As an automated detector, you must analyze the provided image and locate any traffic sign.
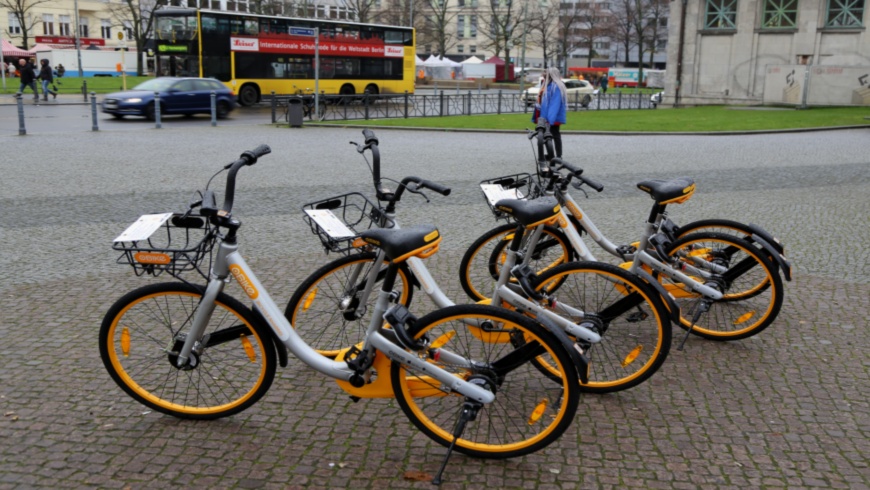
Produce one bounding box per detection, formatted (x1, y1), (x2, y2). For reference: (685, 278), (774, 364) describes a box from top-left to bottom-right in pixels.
(290, 27), (315, 36)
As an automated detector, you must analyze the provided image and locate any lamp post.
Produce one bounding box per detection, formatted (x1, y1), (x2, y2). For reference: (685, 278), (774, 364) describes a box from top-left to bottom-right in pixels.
(74, 0), (84, 77)
(1, 28), (7, 90)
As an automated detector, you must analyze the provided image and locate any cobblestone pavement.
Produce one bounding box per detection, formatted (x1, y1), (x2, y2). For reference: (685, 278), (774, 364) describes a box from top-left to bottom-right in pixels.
(1, 126), (868, 489)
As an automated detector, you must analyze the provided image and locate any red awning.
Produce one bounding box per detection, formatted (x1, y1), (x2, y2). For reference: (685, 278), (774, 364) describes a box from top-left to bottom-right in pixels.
(2, 38), (33, 57)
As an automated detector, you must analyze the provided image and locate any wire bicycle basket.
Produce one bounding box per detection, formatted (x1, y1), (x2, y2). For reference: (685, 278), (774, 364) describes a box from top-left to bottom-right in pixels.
(113, 213), (216, 279)
(479, 173), (543, 221)
(303, 192), (386, 255)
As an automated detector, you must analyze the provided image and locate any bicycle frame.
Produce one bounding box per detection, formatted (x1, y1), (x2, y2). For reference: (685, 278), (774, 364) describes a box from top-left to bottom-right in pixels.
(176, 237), (497, 404)
(531, 188), (724, 301)
(346, 209), (602, 344)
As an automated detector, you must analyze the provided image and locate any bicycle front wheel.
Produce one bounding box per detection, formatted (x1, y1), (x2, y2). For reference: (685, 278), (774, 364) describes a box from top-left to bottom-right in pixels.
(99, 282), (277, 420)
(663, 231), (783, 340)
(391, 304), (580, 459)
(534, 262), (671, 394)
(285, 252), (413, 359)
(459, 223), (571, 302)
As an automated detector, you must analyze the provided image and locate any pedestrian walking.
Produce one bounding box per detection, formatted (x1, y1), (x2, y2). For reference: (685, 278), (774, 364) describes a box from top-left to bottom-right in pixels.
(533, 67), (568, 160)
(16, 59), (40, 100)
(7, 61), (16, 78)
(38, 59), (58, 100)
(56, 64), (65, 78)
(599, 75), (608, 94)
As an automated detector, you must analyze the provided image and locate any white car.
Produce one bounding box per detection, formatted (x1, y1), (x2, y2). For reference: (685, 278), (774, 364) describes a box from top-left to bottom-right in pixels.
(521, 79), (596, 108)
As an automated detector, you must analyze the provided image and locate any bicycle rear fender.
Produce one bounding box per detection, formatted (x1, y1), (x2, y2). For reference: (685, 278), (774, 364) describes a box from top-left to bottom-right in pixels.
(750, 234), (792, 282)
(747, 223), (785, 255)
(534, 314), (590, 384)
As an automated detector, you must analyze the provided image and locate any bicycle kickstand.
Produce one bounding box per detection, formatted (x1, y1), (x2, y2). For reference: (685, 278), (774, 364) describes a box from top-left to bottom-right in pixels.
(431, 401), (481, 485)
(677, 299), (712, 351)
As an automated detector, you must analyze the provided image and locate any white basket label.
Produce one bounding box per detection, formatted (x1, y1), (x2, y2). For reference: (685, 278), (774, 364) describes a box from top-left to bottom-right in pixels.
(480, 184), (526, 207)
(305, 209), (356, 238)
(114, 213), (173, 242)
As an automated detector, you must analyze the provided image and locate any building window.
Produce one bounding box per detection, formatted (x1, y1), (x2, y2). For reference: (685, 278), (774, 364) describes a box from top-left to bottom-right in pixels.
(457, 15), (465, 38)
(101, 19), (111, 39)
(470, 45), (477, 53)
(124, 21), (134, 40)
(43, 14), (54, 35)
(58, 15), (71, 36)
(458, 44), (465, 53)
(8, 14), (22, 35)
(762, 0), (798, 28)
(470, 15), (478, 36)
(704, 0), (737, 29)
(79, 18), (89, 38)
(826, 0), (865, 27)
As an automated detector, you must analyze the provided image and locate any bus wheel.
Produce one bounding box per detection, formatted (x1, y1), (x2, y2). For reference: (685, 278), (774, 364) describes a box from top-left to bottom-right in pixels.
(238, 84), (259, 106)
(338, 84), (355, 105)
(364, 84), (379, 96)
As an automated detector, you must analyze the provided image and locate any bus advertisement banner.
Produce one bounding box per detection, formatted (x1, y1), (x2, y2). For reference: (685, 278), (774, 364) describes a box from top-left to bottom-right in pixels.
(230, 36), (404, 58)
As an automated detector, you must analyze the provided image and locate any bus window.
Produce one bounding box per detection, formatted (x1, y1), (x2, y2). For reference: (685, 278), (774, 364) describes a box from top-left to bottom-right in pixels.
(155, 14), (198, 41)
(244, 19), (258, 35)
(384, 30), (406, 45)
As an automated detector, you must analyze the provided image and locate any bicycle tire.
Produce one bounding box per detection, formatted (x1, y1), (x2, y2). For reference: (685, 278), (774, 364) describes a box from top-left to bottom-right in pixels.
(663, 231), (783, 341)
(284, 252), (413, 359)
(99, 282), (277, 420)
(391, 304), (580, 459)
(533, 261), (672, 393)
(459, 223), (571, 302)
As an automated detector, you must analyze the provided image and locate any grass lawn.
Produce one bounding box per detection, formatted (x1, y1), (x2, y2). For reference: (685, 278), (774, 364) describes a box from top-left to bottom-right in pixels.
(1, 76), (152, 95)
(319, 106), (870, 132)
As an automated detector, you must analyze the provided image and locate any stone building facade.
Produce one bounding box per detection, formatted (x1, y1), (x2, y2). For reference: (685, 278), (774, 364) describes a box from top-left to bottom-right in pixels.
(664, 0), (870, 106)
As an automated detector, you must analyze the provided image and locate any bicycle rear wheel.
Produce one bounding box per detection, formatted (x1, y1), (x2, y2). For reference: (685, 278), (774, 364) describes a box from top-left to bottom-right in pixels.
(391, 304), (580, 459)
(285, 252), (413, 359)
(99, 282), (276, 419)
(459, 223), (571, 302)
(534, 262), (671, 394)
(663, 231), (783, 340)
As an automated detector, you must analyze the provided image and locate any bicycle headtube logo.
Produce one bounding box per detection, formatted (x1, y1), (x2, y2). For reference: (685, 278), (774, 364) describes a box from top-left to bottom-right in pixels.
(134, 252), (171, 265)
(230, 265), (259, 299)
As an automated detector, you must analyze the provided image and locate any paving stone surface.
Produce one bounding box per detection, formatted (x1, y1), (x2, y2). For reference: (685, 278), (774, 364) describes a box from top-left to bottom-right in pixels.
(1, 126), (868, 489)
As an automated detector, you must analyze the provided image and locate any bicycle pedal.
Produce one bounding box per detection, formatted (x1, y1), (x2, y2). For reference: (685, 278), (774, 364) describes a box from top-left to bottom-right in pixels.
(616, 244), (637, 256)
(383, 305), (424, 351)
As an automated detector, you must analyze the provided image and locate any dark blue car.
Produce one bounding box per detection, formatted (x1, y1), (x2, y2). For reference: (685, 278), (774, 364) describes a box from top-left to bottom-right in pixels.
(101, 77), (236, 120)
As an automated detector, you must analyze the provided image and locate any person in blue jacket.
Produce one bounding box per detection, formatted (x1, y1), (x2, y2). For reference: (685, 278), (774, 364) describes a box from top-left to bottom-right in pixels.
(532, 67), (568, 160)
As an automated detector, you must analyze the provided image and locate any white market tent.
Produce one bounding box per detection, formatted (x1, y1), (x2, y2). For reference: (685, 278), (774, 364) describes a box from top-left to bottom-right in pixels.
(420, 55), (461, 79)
(461, 56), (494, 79)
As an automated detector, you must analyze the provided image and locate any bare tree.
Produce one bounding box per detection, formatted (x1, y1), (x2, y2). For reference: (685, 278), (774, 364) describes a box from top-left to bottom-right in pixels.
(554, 2), (582, 73)
(421, 0), (458, 57)
(573, 1), (612, 67)
(337, 0), (379, 22)
(479, 0), (525, 80)
(609, 0), (635, 65)
(528, 1), (560, 68)
(0, 0), (52, 49)
(106, 0), (168, 76)
(641, 0), (667, 70)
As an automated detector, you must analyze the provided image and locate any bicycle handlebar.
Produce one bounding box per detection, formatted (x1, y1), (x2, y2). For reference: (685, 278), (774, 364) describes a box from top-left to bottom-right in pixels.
(350, 130), (451, 210)
(551, 158), (604, 193)
(201, 145), (271, 221)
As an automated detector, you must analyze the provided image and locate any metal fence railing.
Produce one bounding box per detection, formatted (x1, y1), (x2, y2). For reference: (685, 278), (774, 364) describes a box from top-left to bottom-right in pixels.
(270, 90), (655, 124)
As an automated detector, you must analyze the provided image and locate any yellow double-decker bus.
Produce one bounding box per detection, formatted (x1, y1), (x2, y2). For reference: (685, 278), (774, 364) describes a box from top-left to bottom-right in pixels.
(151, 8), (416, 106)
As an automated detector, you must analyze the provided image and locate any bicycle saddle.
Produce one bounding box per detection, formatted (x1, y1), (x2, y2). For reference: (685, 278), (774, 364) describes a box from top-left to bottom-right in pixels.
(494, 196), (560, 227)
(358, 224), (441, 263)
(636, 177), (696, 205)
